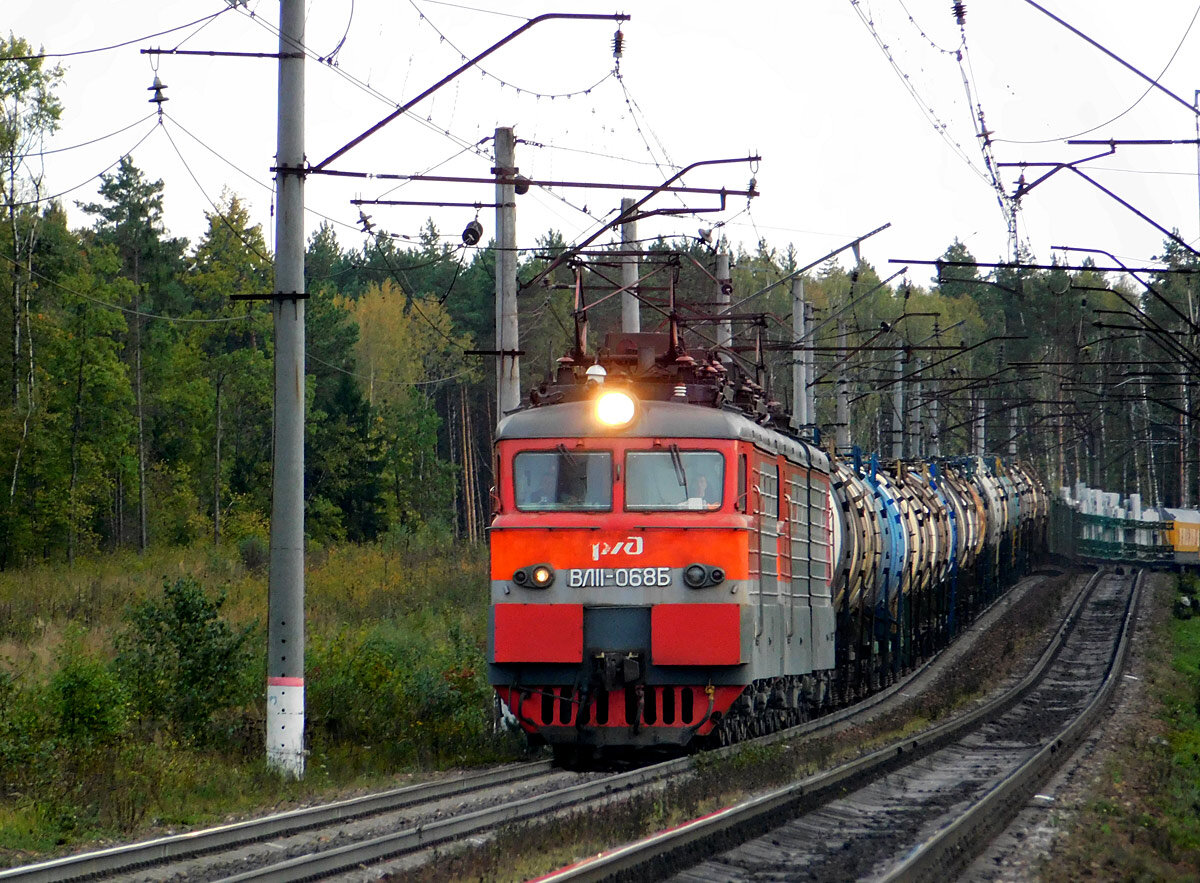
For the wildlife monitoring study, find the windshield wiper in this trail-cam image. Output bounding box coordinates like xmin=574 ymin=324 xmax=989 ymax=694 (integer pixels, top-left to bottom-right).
xmin=669 ymin=444 xmax=687 ymax=488
xmin=556 ymin=442 xmax=580 ymax=467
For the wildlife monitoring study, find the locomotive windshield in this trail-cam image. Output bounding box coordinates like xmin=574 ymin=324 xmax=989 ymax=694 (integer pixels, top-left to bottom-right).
xmin=625 ymin=450 xmax=724 ymax=510
xmin=513 ymin=450 xmax=612 ymax=511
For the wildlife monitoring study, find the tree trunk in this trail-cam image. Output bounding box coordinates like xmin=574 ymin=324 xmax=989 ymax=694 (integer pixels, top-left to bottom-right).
xmin=134 ymin=258 xmax=147 ymax=553
xmin=6 ymin=183 xmax=39 ymax=504
xmin=68 ymin=343 xmax=84 ymax=566
xmin=449 ymin=387 xmax=459 ymax=539
xmin=213 ymin=377 xmax=222 ymax=545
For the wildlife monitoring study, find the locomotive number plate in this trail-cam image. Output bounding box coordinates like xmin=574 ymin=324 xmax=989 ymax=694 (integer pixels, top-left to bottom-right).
xmin=567 ymin=567 xmax=671 ymax=588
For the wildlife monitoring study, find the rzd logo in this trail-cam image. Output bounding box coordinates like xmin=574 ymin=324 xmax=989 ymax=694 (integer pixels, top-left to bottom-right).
xmin=592 ymin=536 xmax=643 ymax=561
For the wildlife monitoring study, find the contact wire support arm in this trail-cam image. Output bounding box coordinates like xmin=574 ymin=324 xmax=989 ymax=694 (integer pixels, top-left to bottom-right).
xmin=521 ymin=155 xmax=761 ymax=293
xmin=309 ymin=13 xmax=629 ymax=173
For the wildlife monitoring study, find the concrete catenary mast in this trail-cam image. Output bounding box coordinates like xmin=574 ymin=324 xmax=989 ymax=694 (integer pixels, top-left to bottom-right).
xmin=495 ymin=127 xmax=520 ymax=418
xmin=267 ymin=0 xmax=306 ymax=778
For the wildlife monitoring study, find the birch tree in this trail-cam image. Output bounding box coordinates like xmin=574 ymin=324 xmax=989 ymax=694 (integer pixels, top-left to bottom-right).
xmin=0 ymin=35 xmax=63 ymax=504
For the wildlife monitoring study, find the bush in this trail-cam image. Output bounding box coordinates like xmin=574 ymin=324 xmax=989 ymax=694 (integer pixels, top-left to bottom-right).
xmin=114 ymin=577 xmax=256 ymax=745
xmin=50 ymin=636 xmax=128 ymax=746
xmin=307 ymin=618 xmax=496 ymax=767
xmin=147 ymin=463 xmax=205 ymax=546
xmin=0 ymin=667 xmax=51 ymax=795
xmin=238 ymin=535 xmax=268 ymax=572
xmin=1179 ymin=571 xmax=1199 ymax=596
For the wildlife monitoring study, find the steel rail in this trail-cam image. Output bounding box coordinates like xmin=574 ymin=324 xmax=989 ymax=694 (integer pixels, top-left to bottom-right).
xmin=535 ymin=569 xmax=1107 ymax=881
xmin=216 ymin=753 xmax=703 ymax=882
xmin=0 ymin=760 xmax=553 ymax=882
xmin=882 ymin=568 xmax=1143 ymax=882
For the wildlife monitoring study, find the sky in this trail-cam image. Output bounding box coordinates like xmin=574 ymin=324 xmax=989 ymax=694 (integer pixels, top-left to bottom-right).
xmin=9 ymin=0 xmax=1200 ymax=285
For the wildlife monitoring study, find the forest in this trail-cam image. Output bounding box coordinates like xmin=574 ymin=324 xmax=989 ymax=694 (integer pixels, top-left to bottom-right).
xmin=4 ymin=33 xmax=1200 ymax=570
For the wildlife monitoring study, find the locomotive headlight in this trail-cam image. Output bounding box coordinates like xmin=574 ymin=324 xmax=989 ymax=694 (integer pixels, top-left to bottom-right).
xmin=684 ymin=563 xmax=726 ymax=588
xmin=595 ymin=390 xmax=636 ymax=428
xmin=512 ymin=563 xmax=555 ymax=588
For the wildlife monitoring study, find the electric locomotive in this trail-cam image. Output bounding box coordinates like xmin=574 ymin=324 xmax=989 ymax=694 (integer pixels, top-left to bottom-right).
xmin=489 ymin=331 xmax=835 ymax=755
xmin=487 ymin=330 xmax=1046 ymax=758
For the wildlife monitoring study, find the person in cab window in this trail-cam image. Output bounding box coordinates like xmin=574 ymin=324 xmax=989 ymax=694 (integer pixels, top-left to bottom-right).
xmin=686 ymin=474 xmax=719 ymax=510
xmin=517 ymin=469 xmax=556 ymax=508
xmin=533 ymin=473 xmax=557 ymax=506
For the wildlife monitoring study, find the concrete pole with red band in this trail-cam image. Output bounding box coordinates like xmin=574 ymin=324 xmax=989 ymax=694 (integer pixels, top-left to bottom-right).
xmin=267 ymin=0 xmax=306 ymax=778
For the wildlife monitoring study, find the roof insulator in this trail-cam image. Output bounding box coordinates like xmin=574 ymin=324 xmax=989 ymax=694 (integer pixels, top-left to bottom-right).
xmin=147 ymin=76 xmax=169 ymax=109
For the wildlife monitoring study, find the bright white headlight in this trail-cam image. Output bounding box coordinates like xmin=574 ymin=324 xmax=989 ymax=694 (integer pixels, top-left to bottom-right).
xmin=596 ymin=390 xmax=636 ymax=427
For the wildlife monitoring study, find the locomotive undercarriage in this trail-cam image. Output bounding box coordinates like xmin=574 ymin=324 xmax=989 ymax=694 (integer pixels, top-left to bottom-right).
xmin=703 ymin=671 xmax=835 ymax=746
xmin=501 ymin=539 xmax=1044 ymax=764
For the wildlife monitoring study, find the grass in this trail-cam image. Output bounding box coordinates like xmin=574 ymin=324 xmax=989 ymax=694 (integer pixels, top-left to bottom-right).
xmin=1043 ymin=573 xmax=1200 ymax=881
xmin=0 ymin=531 xmax=526 ymax=868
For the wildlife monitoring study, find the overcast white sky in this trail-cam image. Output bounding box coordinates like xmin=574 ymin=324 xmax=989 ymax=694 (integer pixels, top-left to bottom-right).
xmin=10 ymin=0 xmax=1200 ymax=283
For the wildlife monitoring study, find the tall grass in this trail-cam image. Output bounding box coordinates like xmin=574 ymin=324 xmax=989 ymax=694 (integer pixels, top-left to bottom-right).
xmin=0 ymin=530 xmax=520 ymax=865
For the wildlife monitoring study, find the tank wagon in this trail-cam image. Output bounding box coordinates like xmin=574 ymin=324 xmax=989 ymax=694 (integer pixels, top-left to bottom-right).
xmin=488 ymin=331 xmax=1047 ymax=759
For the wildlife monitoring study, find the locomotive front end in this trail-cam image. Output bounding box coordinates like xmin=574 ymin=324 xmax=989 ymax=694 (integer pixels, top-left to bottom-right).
xmin=488 ymin=395 xmax=752 ymax=756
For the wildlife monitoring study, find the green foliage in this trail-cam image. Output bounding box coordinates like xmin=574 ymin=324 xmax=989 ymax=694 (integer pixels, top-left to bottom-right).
xmin=50 ymin=633 xmax=128 ymax=745
xmin=0 ymin=667 xmax=49 ymax=791
xmin=1177 ymin=571 xmax=1199 ymax=596
xmin=114 ymin=577 xmax=255 ymax=744
xmin=307 ymin=618 xmax=495 ymax=767
xmin=0 ymin=35 xmax=63 ymax=158
xmin=237 ymin=534 xmax=268 ymax=572
xmin=146 ymin=462 xmax=205 ymax=545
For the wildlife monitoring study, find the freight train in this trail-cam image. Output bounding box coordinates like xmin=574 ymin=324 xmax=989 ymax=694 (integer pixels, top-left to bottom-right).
xmin=487 ymin=330 xmax=1047 ymax=760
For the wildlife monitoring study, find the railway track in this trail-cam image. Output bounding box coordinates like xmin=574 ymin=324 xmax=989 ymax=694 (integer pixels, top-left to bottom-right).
xmin=538 ymin=567 xmax=1139 ymax=882
xmin=0 ymin=747 xmax=709 ymax=882
xmin=0 ymin=760 xmax=558 ymax=882
xmin=0 ymin=568 xmax=1079 ymax=883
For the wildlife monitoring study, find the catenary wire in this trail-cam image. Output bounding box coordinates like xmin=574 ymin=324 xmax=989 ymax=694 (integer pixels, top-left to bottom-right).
xmin=407 ymin=0 xmax=617 ymax=99
xmin=6 ymin=119 xmax=160 ymax=207
xmin=306 ymin=349 xmax=473 ymax=387
xmin=12 ymin=113 xmax=159 ymax=160
xmin=418 ymin=0 xmax=526 ymax=21
xmin=229 ymin=4 xmax=608 ymax=225
xmin=995 ymin=1 xmax=1200 ymax=145
xmin=846 ymin=0 xmax=990 ymax=185
xmin=4 ymin=8 xmax=232 ymax=60
xmin=158 ymin=119 xmax=275 ymax=266
xmin=161 ymin=111 xmax=444 ymax=247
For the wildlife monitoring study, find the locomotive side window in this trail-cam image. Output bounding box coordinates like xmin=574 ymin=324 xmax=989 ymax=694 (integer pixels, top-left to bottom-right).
xmin=787 ymin=473 xmax=810 ymax=580
xmin=756 ymin=459 xmax=780 ymax=580
xmin=513 ymin=450 xmax=612 ymax=511
xmin=809 ymin=481 xmax=831 ymax=584
xmin=625 ymin=450 xmax=725 ymax=510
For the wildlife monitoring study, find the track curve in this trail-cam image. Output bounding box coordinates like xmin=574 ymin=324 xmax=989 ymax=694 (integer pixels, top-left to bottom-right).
xmin=536 ymin=568 xmax=1138 ymax=882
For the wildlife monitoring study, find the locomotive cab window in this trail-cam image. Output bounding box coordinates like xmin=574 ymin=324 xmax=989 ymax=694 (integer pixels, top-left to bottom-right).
xmin=625 ymin=450 xmax=724 ymax=511
xmin=513 ymin=450 xmax=612 ymax=511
